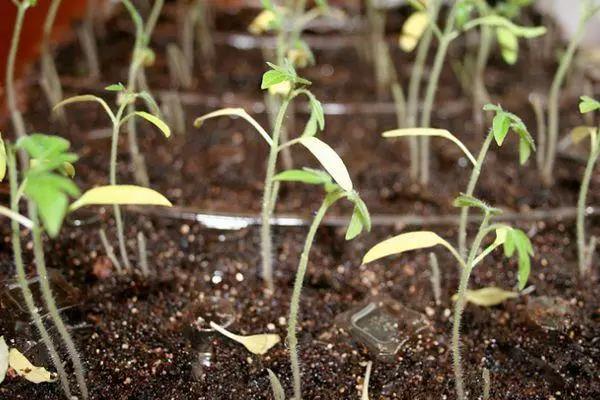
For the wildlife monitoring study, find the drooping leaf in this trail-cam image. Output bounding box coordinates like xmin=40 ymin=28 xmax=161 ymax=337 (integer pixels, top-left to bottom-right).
xmin=455 ymin=287 xmax=519 ymax=307
xmin=383 ymin=128 xmax=477 ymax=166
xmin=503 ymin=228 xmax=533 ymax=290
xmin=363 ymin=231 xmax=454 ymax=264
xmin=273 ymin=168 xmax=332 ymax=185
xmin=0 ymin=336 xmax=8 ymax=384
xmin=53 ymin=95 xmax=114 ymax=121
xmin=492 ymin=113 xmax=511 ymax=144
xmin=133 ymin=111 xmax=171 ymax=138
xmin=209 ymin=322 xmax=280 ymax=355
xmin=345 ymin=207 xmax=364 ymax=241
xmin=452 ymin=193 xmax=503 ymax=215
xmin=496 ymin=27 xmax=519 ymax=65
xmin=8 ymin=348 xmax=56 ymax=384
xmin=267 ymin=369 xmax=285 ymax=400
xmin=399 ymin=11 xmax=429 ymax=52
xmin=69 ymin=185 xmax=172 ymax=212
xmin=579 ymin=96 xmax=600 ymax=114
xmin=105 ymin=83 xmax=126 ymax=92
xmin=569 ymin=126 xmax=598 ymax=151
xmin=464 ymin=15 xmax=546 ymax=38
xmin=194 ymin=108 xmax=273 ymax=146
xmin=299 ymin=137 xmax=353 ymax=191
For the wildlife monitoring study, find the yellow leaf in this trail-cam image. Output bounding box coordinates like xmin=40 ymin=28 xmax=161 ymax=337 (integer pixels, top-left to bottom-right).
xmin=194 ymin=108 xmax=273 ymax=146
xmin=268 ymin=80 xmax=292 ymax=97
xmin=299 ymin=137 xmax=353 ymax=191
xmin=453 ymin=287 xmax=519 ymax=307
xmin=8 ymin=348 xmax=57 ymax=384
xmin=69 ymin=185 xmax=172 ymax=212
xmin=210 ymin=322 xmax=280 ymax=355
xmin=399 ymin=12 xmax=429 ymax=52
xmin=134 ymin=111 xmax=171 ymax=138
xmin=570 ymin=126 xmax=598 ymax=149
xmin=0 ymin=134 xmax=6 ymax=182
xmin=0 ymin=337 xmax=8 ymax=384
xmin=248 ymin=10 xmax=278 ymax=35
xmin=383 ymin=128 xmax=477 ymax=166
xmin=496 ymin=27 xmax=518 ymax=65
xmin=363 ymin=231 xmax=453 ymax=264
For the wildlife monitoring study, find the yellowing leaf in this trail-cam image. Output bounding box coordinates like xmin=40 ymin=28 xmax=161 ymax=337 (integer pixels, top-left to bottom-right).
xmin=268 ymin=80 xmax=292 ymax=96
xmin=134 ymin=111 xmax=171 ymax=138
xmin=69 ymin=185 xmax=172 ymax=212
xmin=0 ymin=337 xmax=8 ymax=384
xmin=299 ymin=137 xmax=353 ymax=191
xmin=570 ymin=126 xmax=598 ymax=150
xmin=248 ymin=10 xmax=278 ymax=35
xmin=453 ymin=287 xmax=519 ymax=307
xmin=363 ymin=231 xmax=453 ymax=264
xmin=383 ymin=128 xmax=477 ymax=166
xmin=399 ymin=12 xmax=429 ymax=52
xmin=54 ymin=95 xmax=113 ymax=122
xmin=8 ymin=348 xmax=57 ymax=384
xmin=194 ymin=108 xmax=273 ymax=146
xmin=210 ymin=322 xmax=280 ymax=355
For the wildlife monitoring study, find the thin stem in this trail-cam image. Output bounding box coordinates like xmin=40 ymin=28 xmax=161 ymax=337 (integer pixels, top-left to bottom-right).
xmin=7 ymin=150 xmax=73 ymax=399
xmin=577 ymin=145 xmax=599 ymax=275
xmin=261 ymin=96 xmax=292 ymax=292
xmin=99 ymin=227 xmax=123 ymax=274
xmin=458 ymin=132 xmax=494 ymax=257
xmin=543 ymin=1 xmax=598 ymax=186
xmin=6 ymin=1 xmax=31 ymax=169
xmin=137 ymin=231 xmax=149 ymax=277
xmin=30 ymin=204 xmax=89 ymax=399
xmin=287 ymin=191 xmax=343 ymax=400
xmin=473 ymin=25 xmax=492 ymax=126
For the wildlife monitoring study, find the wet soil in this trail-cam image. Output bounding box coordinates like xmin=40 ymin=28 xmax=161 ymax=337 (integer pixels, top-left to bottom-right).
xmin=1 ymin=4 xmax=599 ymax=400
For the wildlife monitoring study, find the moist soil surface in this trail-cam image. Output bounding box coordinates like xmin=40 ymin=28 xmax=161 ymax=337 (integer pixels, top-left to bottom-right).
xmin=1 ymin=3 xmax=599 ymax=399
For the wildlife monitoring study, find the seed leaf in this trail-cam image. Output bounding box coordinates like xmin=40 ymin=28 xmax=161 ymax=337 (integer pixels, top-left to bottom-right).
xmin=579 ymin=96 xmax=600 ymax=114
xmin=299 ymin=137 xmax=353 ymax=191
xmin=399 ymin=12 xmax=429 ymax=52
xmin=54 ymin=95 xmax=114 ymax=121
xmin=0 ymin=337 xmax=8 ymax=384
xmin=273 ymin=168 xmax=332 ymax=185
xmin=267 ymin=369 xmax=286 ymax=400
xmin=261 ymin=69 xmax=289 ymax=90
xmin=496 ymin=27 xmax=518 ymax=65
xmin=0 ymin=135 xmax=6 ymax=182
xmin=69 ymin=185 xmax=172 ymax=212
xmin=209 ymin=322 xmax=280 ymax=355
xmin=134 ymin=111 xmax=171 ymax=138
xmin=345 ymin=207 xmax=364 ymax=241
xmin=194 ymin=108 xmax=273 ymax=146
xmin=455 ymin=287 xmax=519 ymax=307
xmin=105 ymin=83 xmax=126 ymax=92
xmin=8 ymin=348 xmax=56 ymax=384
xmin=464 ymin=15 xmax=546 ymax=38
xmin=363 ymin=231 xmax=453 ymax=264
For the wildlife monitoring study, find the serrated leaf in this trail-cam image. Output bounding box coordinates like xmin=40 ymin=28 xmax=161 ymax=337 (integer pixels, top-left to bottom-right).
xmin=273 ymin=168 xmax=332 ymax=185
xmin=0 ymin=336 xmax=8 ymax=384
xmin=496 ymin=27 xmax=518 ymax=65
xmin=134 ymin=111 xmax=171 ymax=138
xmin=383 ymin=128 xmax=477 ymax=166
xmin=363 ymin=231 xmax=454 ymax=264
xmin=579 ymin=96 xmax=600 ymax=114
xmin=345 ymin=207 xmax=363 ymax=240
xmin=16 ymin=134 xmax=70 ymax=160
xmin=8 ymin=348 xmax=56 ymax=384
xmin=453 ymin=194 xmax=502 ymax=215
xmin=267 ymin=369 xmax=285 ymax=400
xmin=399 ymin=12 xmax=429 ymax=52
xmin=299 ymin=137 xmax=353 ymax=191
xmin=455 ymin=287 xmax=519 ymax=307
xmin=210 ymin=322 xmax=280 ymax=355
xmin=261 ymin=70 xmax=289 ymax=90
xmin=69 ymin=185 xmax=172 ymax=212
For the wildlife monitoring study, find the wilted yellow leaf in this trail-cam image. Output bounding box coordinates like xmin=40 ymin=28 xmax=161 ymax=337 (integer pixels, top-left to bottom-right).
xmin=248 ymin=10 xmax=278 ymax=35
xmin=8 ymin=348 xmax=57 ymax=384
xmin=299 ymin=137 xmax=353 ymax=192
xmin=399 ymin=12 xmax=429 ymax=52
xmin=210 ymin=322 xmax=280 ymax=355
xmin=453 ymin=287 xmax=519 ymax=307
xmin=363 ymin=231 xmax=454 ymax=264
xmin=69 ymin=185 xmax=172 ymax=212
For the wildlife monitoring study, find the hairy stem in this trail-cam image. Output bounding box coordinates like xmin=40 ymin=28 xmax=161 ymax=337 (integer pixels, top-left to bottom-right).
xmin=261 ymin=96 xmax=292 ymax=292
xmin=287 ymin=191 xmax=342 ymax=400
xmin=472 ymin=25 xmax=492 ymax=126
xmin=8 ymin=151 xmax=73 ymax=399
xmin=577 ymin=144 xmax=599 ymax=275
xmin=30 ymin=204 xmax=89 ymax=399
xmin=458 ymin=133 xmax=494 ymax=257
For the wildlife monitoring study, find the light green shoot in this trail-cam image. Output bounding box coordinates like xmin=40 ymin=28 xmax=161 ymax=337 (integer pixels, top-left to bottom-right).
xmin=275 ymin=167 xmax=371 ymax=400
xmin=574 ymin=96 xmax=600 ymax=275
xmin=194 ymin=62 xmax=325 ymax=293
xmin=55 ymin=85 xmax=171 ymax=271
xmin=538 ymin=0 xmax=600 ymax=187
xmin=363 ymin=193 xmax=533 ymax=400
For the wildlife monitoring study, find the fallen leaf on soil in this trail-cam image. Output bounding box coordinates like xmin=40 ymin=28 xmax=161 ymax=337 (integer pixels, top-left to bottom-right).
xmin=454 ymin=287 xmax=519 ymax=307
xmin=8 ymin=348 xmax=57 ymax=384
xmin=210 ymin=321 xmax=280 ymax=355
xmin=0 ymin=336 xmax=8 ymax=384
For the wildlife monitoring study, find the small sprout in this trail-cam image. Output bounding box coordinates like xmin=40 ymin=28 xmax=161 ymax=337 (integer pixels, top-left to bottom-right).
xmin=361 ymin=361 xmax=373 ymax=400
xmin=69 ymin=185 xmax=173 ymax=212
xmin=0 ymin=337 xmax=8 ymax=384
xmin=209 ymin=321 xmax=280 ymax=355
xmin=267 ymin=369 xmax=286 ymax=400
xmin=8 ymin=348 xmax=57 ymax=384
xmin=453 ymin=287 xmax=519 ymax=307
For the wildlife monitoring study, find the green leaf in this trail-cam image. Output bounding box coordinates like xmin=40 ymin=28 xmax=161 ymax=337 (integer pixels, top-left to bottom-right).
xmin=261 ymin=0 xmax=275 ymax=11
xmin=261 ymin=69 xmax=289 ymax=90
xmin=455 ymin=2 xmax=474 ymax=28
xmin=0 ymin=135 xmax=6 ymax=182
xmin=363 ymin=231 xmax=454 ymax=264
xmin=314 ymin=0 xmax=329 ymax=11
xmin=503 ymin=229 xmax=533 ymax=290
xmin=307 ymin=93 xmax=325 ymax=130
xmin=299 ymin=137 xmax=353 ymax=191
xmin=16 ymin=134 xmax=70 ymax=160
xmin=353 ymin=195 xmax=371 ymax=233
xmin=345 ymin=207 xmax=363 ymax=240
xmin=267 ymin=369 xmax=285 ymax=400
xmin=519 ymin=136 xmax=532 ymax=165
xmin=452 ymin=194 xmax=503 ymax=215
xmin=496 ymin=27 xmax=519 ymax=65
xmin=464 ymin=15 xmax=546 ymax=38
xmin=579 ymin=96 xmax=600 ymax=114
xmin=492 ymin=113 xmax=511 ymax=145
xmin=456 ymin=287 xmax=519 ymax=307
xmin=105 ymin=83 xmax=126 ymax=92
xmin=273 ymin=168 xmax=332 ymax=185
xmin=54 ymin=95 xmax=114 ymax=121
xmin=301 ymin=112 xmax=319 ymax=138
xmin=69 ymin=185 xmax=172 ymax=212
xmin=134 ymin=111 xmax=171 ymax=138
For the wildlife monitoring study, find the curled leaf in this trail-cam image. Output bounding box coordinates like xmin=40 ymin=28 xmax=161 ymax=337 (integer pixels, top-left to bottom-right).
xmin=453 ymin=287 xmax=519 ymax=307
xmin=210 ymin=322 xmax=280 ymax=355
xmin=299 ymin=137 xmax=353 ymax=191
xmin=8 ymin=348 xmax=57 ymax=384
xmin=363 ymin=231 xmax=454 ymax=264
xmin=69 ymin=185 xmax=172 ymax=212
xmin=194 ymin=108 xmax=273 ymax=146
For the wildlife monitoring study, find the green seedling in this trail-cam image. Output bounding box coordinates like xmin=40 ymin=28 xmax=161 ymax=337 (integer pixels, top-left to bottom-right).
xmin=398 ymin=0 xmax=545 ymax=185
xmin=362 ymin=360 xmax=373 ymax=400
xmin=537 ymin=0 xmax=600 ymax=187
xmin=121 ymin=0 xmax=165 ymax=186
xmin=572 ymin=96 xmax=600 ymax=275
xmin=365 ymin=0 xmax=392 ymax=100
xmin=209 ymin=321 xmax=280 ymax=355
xmin=363 ymin=194 xmax=533 ymax=400
xmin=274 ymin=165 xmax=370 ymax=400
xmin=54 ymin=85 xmax=171 ymax=271
xmin=1 ymin=133 xmax=172 ymax=399
xmin=383 ymin=103 xmax=536 ymax=257
xmin=76 ymin=0 xmax=101 ymax=80
xmin=41 ymin=0 xmax=66 ymax=122
xmin=194 ymin=62 xmax=326 ymax=293
xmin=267 ymin=368 xmax=285 ymax=400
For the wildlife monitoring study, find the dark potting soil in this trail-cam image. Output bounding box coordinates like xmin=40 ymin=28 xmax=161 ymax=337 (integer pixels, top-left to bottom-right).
xmin=1 ymin=4 xmax=599 ymax=400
